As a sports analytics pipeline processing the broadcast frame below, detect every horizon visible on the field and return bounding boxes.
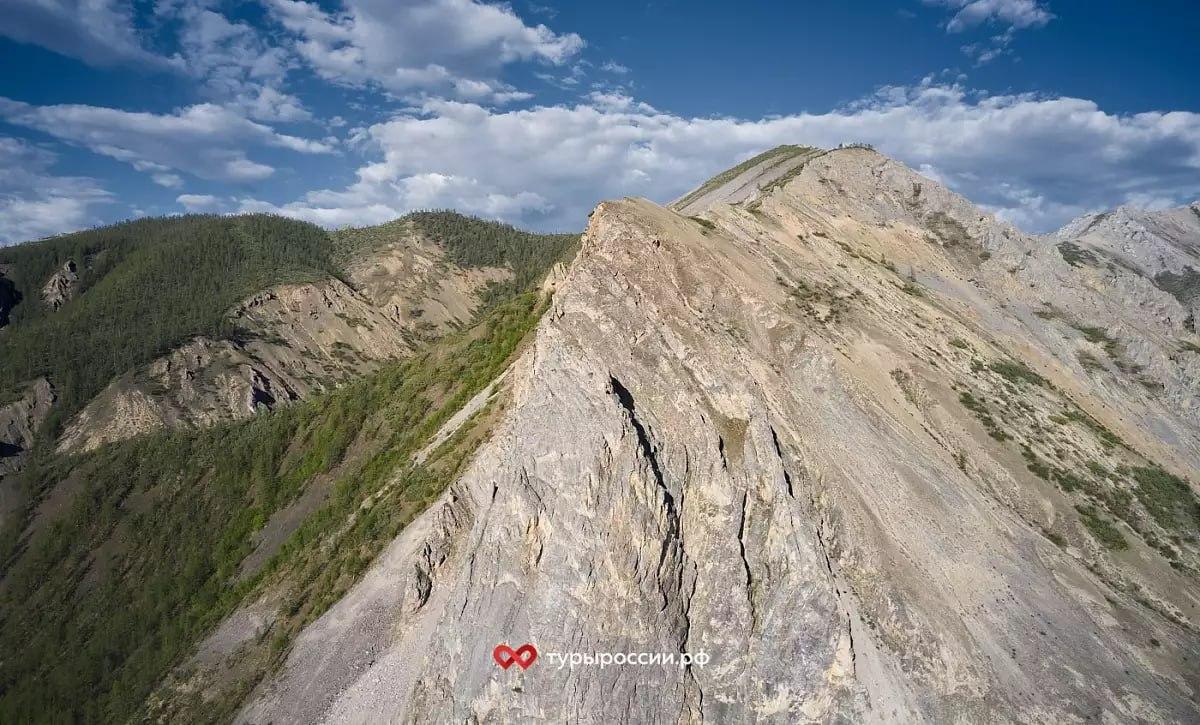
[1,1,1198,242]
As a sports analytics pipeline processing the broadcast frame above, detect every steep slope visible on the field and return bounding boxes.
[1054,203,1200,327]
[53,234,503,453]
[0,290,553,724]
[0,214,340,451]
[0,212,575,456]
[0,265,20,328]
[0,207,577,723]
[242,148,1199,722]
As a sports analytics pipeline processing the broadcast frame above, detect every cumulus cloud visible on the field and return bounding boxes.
[264,0,583,102]
[0,98,334,183]
[164,1,312,122]
[0,137,113,245]
[925,0,1054,32]
[152,172,184,188]
[0,0,178,68]
[240,84,1200,234]
[176,193,223,211]
[4,0,312,123]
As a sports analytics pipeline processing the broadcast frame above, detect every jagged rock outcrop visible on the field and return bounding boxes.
[0,378,54,473]
[57,239,509,453]
[1053,203,1200,328]
[0,379,54,532]
[0,266,17,328]
[41,259,78,310]
[238,148,1200,723]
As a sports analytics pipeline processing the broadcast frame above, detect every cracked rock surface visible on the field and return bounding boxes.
[241,148,1200,723]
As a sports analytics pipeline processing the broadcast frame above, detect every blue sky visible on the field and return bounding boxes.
[0,0,1197,243]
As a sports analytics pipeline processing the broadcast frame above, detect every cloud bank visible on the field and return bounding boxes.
[0,138,112,244]
[241,83,1200,234]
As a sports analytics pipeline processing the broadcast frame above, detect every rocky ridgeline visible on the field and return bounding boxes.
[234,148,1200,722]
[55,232,509,453]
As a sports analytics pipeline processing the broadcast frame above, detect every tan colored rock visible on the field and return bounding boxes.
[239,150,1200,722]
[41,259,78,310]
[57,235,508,453]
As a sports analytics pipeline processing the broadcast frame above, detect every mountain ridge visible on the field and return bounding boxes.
[2,146,1198,722]
[237,147,1200,722]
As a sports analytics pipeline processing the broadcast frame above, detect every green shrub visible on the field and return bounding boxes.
[1076,504,1128,550]
[1129,465,1200,534]
[988,360,1047,387]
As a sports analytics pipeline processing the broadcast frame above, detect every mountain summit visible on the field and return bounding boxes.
[2,147,1198,723]
[235,146,1200,722]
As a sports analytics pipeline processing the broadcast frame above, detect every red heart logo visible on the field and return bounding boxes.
[493,643,538,670]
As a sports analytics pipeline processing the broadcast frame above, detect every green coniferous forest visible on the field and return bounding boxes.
[0,214,337,433]
[0,210,577,723]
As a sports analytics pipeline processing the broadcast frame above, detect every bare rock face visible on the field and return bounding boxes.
[1052,202,1200,330]
[57,240,508,453]
[0,379,54,534]
[0,267,18,328]
[240,149,1200,722]
[41,260,78,311]
[0,378,54,479]
[343,234,511,334]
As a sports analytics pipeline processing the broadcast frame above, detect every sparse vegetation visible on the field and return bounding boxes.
[988,360,1047,388]
[1077,350,1105,372]
[0,291,549,723]
[1057,241,1099,268]
[1076,504,1129,550]
[958,390,1010,441]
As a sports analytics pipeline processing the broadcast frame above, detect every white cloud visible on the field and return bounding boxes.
[176,193,223,211]
[240,83,1200,234]
[925,0,1054,32]
[165,1,312,122]
[0,98,334,183]
[961,28,1016,65]
[0,0,178,68]
[0,137,113,244]
[600,61,630,74]
[152,172,184,188]
[264,0,583,102]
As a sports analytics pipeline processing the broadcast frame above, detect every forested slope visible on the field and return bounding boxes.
[0,290,549,723]
[0,214,337,437]
[0,209,577,722]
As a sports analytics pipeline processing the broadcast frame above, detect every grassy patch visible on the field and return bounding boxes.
[988,360,1047,388]
[1128,465,1200,535]
[1057,241,1100,268]
[1154,267,1200,306]
[674,145,816,209]
[1076,504,1129,550]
